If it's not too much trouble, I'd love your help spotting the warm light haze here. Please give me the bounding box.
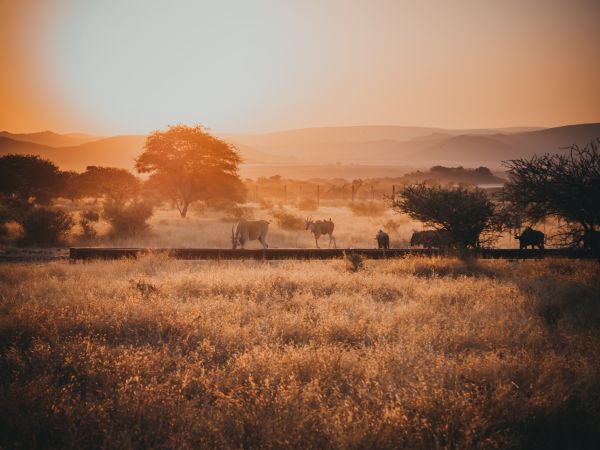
[1,0,599,135]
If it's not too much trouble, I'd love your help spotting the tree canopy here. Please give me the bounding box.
[73,166,141,202]
[503,140,600,242]
[393,183,496,248]
[0,154,65,206]
[135,125,245,217]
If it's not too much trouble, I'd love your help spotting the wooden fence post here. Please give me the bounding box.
[317,184,320,208]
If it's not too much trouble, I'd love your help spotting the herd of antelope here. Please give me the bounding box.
[231,218,550,250]
[231,217,390,250]
[231,217,339,249]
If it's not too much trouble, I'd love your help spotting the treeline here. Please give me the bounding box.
[0,125,247,245]
[243,166,503,206]
[394,140,600,255]
[1,123,598,254]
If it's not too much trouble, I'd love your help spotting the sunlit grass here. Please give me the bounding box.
[1,257,599,448]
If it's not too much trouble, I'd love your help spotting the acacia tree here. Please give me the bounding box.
[503,140,600,245]
[135,125,245,217]
[393,184,496,248]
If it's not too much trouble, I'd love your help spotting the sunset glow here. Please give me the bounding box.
[1,0,599,134]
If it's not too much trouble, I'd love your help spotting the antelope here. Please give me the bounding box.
[231,220,270,249]
[305,217,336,248]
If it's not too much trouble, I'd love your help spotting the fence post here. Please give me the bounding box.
[317,184,320,208]
[392,185,395,202]
[371,184,374,201]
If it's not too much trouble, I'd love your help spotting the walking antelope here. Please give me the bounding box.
[231,220,270,249]
[305,217,336,248]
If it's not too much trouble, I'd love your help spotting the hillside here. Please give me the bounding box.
[0,130,98,147]
[0,133,276,172]
[1,123,598,173]
[228,123,600,166]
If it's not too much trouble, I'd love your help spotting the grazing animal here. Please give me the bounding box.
[410,230,452,249]
[376,229,390,249]
[515,227,544,250]
[305,217,336,248]
[232,220,270,249]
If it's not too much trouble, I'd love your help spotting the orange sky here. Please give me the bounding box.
[1,0,599,135]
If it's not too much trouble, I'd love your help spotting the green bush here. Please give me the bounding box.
[103,199,153,236]
[18,207,74,246]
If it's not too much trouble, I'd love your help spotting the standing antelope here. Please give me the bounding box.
[305,217,336,248]
[232,220,270,249]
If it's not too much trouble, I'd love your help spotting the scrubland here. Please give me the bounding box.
[56,200,520,250]
[1,256,599,449]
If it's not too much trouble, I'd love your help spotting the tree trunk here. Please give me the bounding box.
[180,202,189,218]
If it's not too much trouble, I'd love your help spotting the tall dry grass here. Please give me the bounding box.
[1,257,599,448]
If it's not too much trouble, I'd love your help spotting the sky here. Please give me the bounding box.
[1,0,599,135]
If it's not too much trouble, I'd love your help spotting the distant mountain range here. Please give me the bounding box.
[1,123,598,173]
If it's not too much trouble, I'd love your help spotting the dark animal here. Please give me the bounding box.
[231,220,270,249]
[582,229,600,251]
[515,227,544,250]
[376,229,389,249]
[305,217,336,248]
[410,230,452,248]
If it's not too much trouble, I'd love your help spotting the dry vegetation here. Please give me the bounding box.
[1,256,599,449]
[53,200,523,250]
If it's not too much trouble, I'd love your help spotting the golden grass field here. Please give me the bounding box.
[1,255,599,449]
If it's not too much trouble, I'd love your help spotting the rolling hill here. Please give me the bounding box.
[0,134,277,172]
[0,130,98,147]
[1,123,598,173]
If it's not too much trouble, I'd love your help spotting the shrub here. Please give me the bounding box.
[298,198,317,211]
[393,184,496,248]
[343,251,364,272]
[349,201,387,217]
[272,209,305,231]
[220,204,254,222]
[259,198,274,210]
[18,207,74,246]
[79,210,100,240]
[103,199,153,236]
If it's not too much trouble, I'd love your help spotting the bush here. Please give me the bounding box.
[393,184,496,248]
[79,210,100,240]
[103,199,153,236]
[18,207,74,246]
[349,201,387,217]
[297,198,317,211]
[220,204,254,222]
[272,209,305,231]
[259,198,274,210]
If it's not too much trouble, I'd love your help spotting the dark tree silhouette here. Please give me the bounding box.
[135,125,245,218]
[503,139,600,247]
[74,166,140,202]
[0,154,65,206]
[393,183,496,248]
